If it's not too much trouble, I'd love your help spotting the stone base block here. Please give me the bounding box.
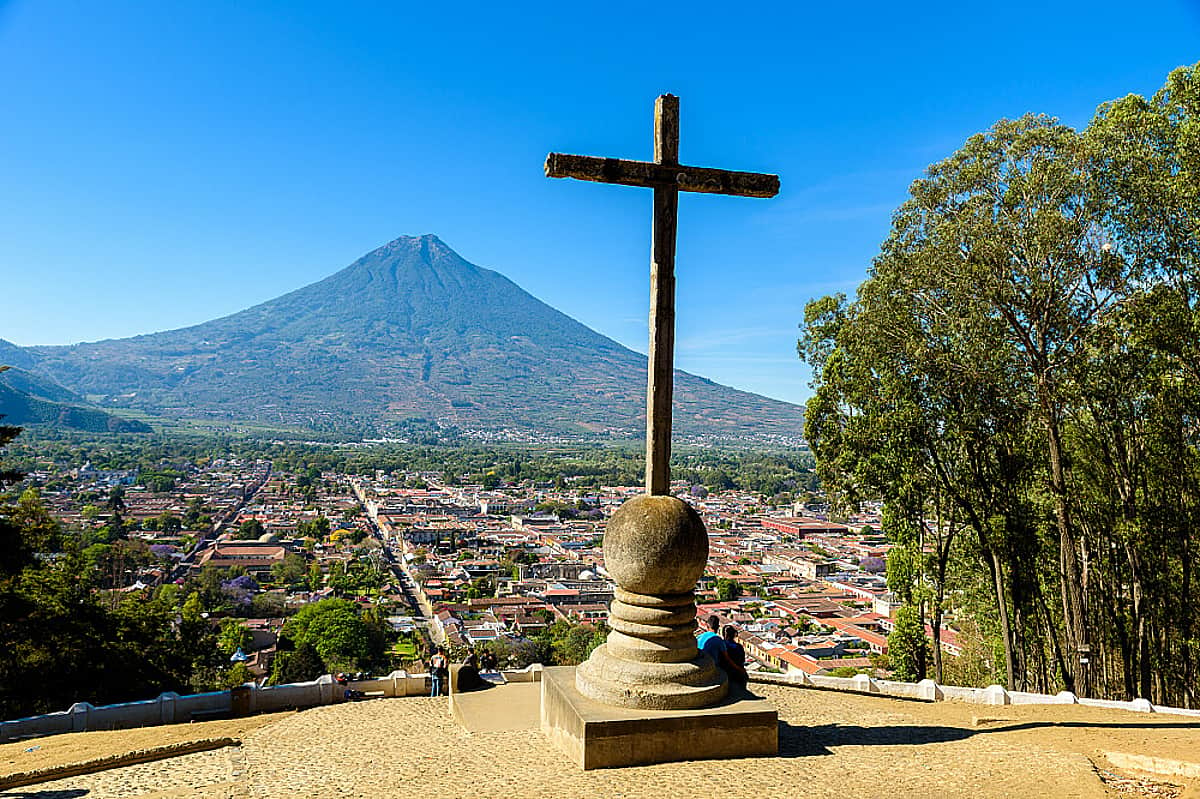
[540,666,778,770]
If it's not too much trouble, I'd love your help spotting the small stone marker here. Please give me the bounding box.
[546,95,780,711]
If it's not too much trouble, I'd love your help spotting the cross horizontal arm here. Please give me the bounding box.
[545,153,779,198]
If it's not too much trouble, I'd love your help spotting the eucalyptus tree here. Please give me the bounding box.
[801,212,1034,687]
[1080,63,1200,705]
[804,114,1141,694]
[802,63,1200,703]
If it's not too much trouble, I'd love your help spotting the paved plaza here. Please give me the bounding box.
[6,683,1200,799]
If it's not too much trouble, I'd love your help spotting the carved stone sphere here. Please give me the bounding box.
[603,495,707,595]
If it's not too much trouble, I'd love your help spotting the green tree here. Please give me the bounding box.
[801,63,1200,704]
[308,561,324,591]
[184,497,211,529]
[140,473,176,493]
[236,519,266,540]
[715,578,742,602]
[157,513,183,534]
[888,605,928,682]
[270,640,327,685]
[536,619,606,666]
[281,599,381,671]
[218,618,253,655]
[297,516,331,538]
[271,552,307,585]
[223,661,254,688]
[107,485,127,513]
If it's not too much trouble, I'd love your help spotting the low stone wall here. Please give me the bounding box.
[0,691,232,743]
[750,671,1200,717]
[503,664,544,684]
[0,665,547,744]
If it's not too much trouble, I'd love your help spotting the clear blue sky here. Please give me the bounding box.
[2,1,1197,405]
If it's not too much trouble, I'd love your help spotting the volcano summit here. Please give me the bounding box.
[19,236,803,440]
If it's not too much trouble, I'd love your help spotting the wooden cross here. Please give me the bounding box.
[545,94,779,496]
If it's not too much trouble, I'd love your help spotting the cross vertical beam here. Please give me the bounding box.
[545,94,778,498]
[646,95,679,496]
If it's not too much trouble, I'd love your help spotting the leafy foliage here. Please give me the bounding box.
[715,577,743,602]
[280,599,388,672]
[534,619,607,666]
[887,605,929,682]
[801,63,1200,704]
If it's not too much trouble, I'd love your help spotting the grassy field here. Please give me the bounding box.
[390,638,418,659]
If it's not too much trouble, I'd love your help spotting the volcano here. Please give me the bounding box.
[18,235,804,440]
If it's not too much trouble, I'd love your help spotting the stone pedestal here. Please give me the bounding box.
[542,666,778,770]
[540,493,778,768]
[575,495,727,709]
[576,587,726,709]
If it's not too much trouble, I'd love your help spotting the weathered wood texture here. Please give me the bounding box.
[646,95,680,496]
[545,93,779,496]
[544,153,779,198]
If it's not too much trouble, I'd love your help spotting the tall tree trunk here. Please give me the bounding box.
[929,505,954,685]
[985,547,1017,688]
[1035,584,1069,693]
[1104,565,1136,700]
[1040,387,1089,695]
[1182,526,1195,708]
[1123,543,1152,701]
[931,603,944,684]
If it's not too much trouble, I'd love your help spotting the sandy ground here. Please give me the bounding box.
[0,712,288,776]
[6,685,1200,799]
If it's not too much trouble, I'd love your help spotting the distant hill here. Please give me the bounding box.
[0,366,151,434]
[0,338,36,371]
[16,235,804,440]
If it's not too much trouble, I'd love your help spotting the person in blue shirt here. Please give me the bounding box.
[698,614,750,690]
[697,614,725,665]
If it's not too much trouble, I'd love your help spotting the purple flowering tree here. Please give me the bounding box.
[221,574,260,606]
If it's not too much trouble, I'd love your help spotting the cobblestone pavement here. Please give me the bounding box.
[14,684,1200,799]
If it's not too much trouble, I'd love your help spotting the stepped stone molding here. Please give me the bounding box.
[575,496,727,710]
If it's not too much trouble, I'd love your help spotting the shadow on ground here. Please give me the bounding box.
[778,721,974,757]
[0,790,89,798]
[777,717,1200,759]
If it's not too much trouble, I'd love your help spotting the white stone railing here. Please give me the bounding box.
[750,671,1200,717]
[0,664,544,743]
[18,664,1193,744]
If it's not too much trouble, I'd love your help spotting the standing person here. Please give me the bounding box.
[722,624,749,688]
[429,647,448,697]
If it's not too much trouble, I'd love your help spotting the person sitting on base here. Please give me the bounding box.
[698,614,724,662]
[455,650,490,692]
[722,624,749,688]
